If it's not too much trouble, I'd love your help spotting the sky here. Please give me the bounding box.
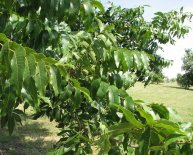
[101,0,193,79]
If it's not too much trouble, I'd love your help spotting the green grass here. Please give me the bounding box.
[128,82,193,122]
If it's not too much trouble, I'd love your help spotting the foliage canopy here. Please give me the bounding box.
[0,0,193,154]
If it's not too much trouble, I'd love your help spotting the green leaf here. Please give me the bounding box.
[0,42,11,78]
[149,146,164,151]
[119,89,135,110]
[71,78,92,102]
[56,146,64,155]
[137,108,155,125]
[50,65,61,96]
[8,115,15,135]
[95,18,105,32]
[91,0,105,13]
[92,39,106,59]
[0,33,9,42]
[133,52,142,70]
[91,79,101,98]
[108,85,120,104]
[97,134,111,154]
[154,120,183,134]
[139,127,151,155]
[55,63,69,78]
[44,57,57,65]
[89,50,96,62]
[71,78,80,87]
[74,85,92,102]
[114,50,123,68]
[113,104,144,128]
[97,81,109,98]
[151,104,169,119]
[12,111,22,125]
[104,31,117,45]
[10,42,26,94]
[23,77,38,108]
[104,25,115,31]
[82,0,95,31]
[114,74,123,89]
[108,122,136,136]
[35,61,48,96]
[140,52,149,70]
[24,52,36,79]
[72,89,82,108]
[163,134,187,148]
[39,96,52,108]
[123,51,134,69]
[60,86,72,101]
[0,115,8,128]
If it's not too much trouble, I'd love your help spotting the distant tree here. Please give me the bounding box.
[177,49,193,88]
[170,78,176,82]
[151,72,165,84]
[164,77,170,83]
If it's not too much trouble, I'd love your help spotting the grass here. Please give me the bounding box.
[0,82,193,154]
[128,82,193,122]
[0,108,59,155]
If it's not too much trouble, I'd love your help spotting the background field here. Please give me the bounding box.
[0,113,59,155]
[0,82,193,154]
[128,82,193,122]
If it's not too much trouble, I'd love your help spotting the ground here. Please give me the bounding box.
[0,82,193,154]
[0,113,59,155]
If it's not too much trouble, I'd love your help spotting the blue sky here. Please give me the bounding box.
[101,0,193,78]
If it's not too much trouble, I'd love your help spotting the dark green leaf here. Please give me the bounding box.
[108,122,136,136]
[97,81,109,98]
[151,104,169,119]
[139,127,151,155]
[154,120,183,134]
[72,89,82,108]
[8,115,15,135]
[23,77,38,108]
[137,108,155,125]
[164,134,187,148]
[91,79,101,98]
[113,104,144,128]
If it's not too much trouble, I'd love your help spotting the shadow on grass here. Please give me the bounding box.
[0,121,59,155]
[163,85,193,91]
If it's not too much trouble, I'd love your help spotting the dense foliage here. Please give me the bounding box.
[101,5,180,83]
[0,0,193,154]
[177,49,193,88]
